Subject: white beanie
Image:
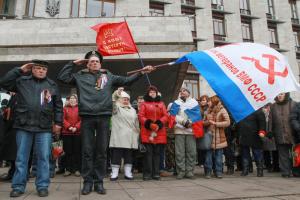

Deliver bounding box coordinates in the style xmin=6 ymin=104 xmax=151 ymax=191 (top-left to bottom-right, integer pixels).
xmin=120 ymin=91 xmax=130 ymax=99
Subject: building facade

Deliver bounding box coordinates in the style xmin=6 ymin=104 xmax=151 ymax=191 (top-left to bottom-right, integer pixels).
xmin=0 ymin=0 xmax=300 ymax=101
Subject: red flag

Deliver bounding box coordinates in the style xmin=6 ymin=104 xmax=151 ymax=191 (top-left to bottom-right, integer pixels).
xmin=91 ymin=21 xmax=138 ymax=56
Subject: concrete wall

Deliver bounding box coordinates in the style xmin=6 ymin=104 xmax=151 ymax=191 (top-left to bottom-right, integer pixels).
xmin=0 ymin=16 xmax=194 ymax=61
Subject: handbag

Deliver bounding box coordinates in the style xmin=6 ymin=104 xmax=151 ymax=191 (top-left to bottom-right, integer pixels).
xmin=197 ymin=131 xmax=212 ymax=150
xmin=292 ymin=144 xmax=300 ymax=167
xmin=52 ymin=140 xmax=64 ymax=159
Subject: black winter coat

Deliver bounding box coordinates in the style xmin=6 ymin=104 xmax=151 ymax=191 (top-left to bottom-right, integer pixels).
xmin=57 ymin=61 xmax=142 ymax=116
xmin=0 ymin=67 xmax=63 ymax=132
xmin=290 ymin=102 xmax=300 ymax=143
xmin=236 ymin=109 xmax=266 ymax=149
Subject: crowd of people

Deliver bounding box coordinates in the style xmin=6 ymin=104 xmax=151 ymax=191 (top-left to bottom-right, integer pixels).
xmin=0 ymin=50 xmax=300 ymax=198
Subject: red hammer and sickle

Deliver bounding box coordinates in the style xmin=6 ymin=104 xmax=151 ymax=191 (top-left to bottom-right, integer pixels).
xmin=241 ymin=54 xmax=288 ymax=85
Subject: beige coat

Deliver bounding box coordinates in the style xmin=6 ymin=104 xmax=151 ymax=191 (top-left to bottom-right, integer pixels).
xmin=204 ymin=103 xmax=230 ymax=149
xmin=109 ymin=92 xmax=140 ymax=149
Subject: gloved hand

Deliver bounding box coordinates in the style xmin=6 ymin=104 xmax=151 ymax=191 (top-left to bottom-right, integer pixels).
xmin=150 ymin=123 xmax=159 ymax=131
xmin=266 ymin=132 xmax=273 ymax=139
xmin=144 ymin=119 xmax=153 ymax=130
xmin=184 ymin=120 xmax=192 ymax=128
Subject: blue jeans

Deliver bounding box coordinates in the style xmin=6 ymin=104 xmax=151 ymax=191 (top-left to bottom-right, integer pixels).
xmin=12 ymin=130 xmax=52 ymax=192
xmin=31 ymin=139 xmax=56 ymax=177
xmin=204 ymin=149 xmax=223 ymax=175
xmin=242 ymin=146 xmax=263 ymax=169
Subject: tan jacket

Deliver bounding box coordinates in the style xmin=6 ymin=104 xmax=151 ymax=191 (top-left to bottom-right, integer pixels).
xmin=204 ymin=103 xmax=230 ymax=149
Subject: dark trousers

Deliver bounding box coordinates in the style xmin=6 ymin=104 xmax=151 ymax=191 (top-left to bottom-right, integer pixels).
xmin=63 ymin=135 xmax=81 ymax=172
xmin=143 ymin=144 xmax=162 ymax=178
xmin=197 ymin=150 xmax=206 ymax=166
xmin=110 ymin=148 xmax=133 ymax=165
xmin=263 ymin=150 xmax=279 ymax=170
xmin=224 ymin=146 xmax=235 ymax=168
xmin=242 ymin=146 xmax=263 ymax=169
xmin=81 ymin=116 xmax=109 ymax=185
xmin=277 ymin=144 xmax=293 ymax=176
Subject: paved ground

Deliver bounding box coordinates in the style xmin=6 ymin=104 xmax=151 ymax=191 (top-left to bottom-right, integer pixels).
xmin=1 ymin=167 xmax=300 ymax=200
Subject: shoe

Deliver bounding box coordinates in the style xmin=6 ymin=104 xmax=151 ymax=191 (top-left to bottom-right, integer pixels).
xmin=38 ymin=189 xmax=48 ymax=197
xmin=226 ymin=166 xmax=234 ymax=175
xmin=152 ymin=175 xmax=161 ymax=180
xmin=215 ymin=174 xmax=223 ymax=179
xmin=160 ymin=171 xmax=171 ymax=177
xmin=56 ymin=168 xmax=65 ymax=174
xmin=10 ymin=190 xmax=24 ymax=198
xmin=64 ymin=171 xmax=71 ymax=177
xmin=81 ymin=184 xmax=92 ymax=195
xmin=257 ymin=168 xmax=264 ymax=177
xmin=281 ymin=174 xmax=291 ymax=178
xmin=143 ymin=176 xmax=151 ymax=181
xmin=185 ymin=172 xmax=195 ymax=179
xmin=50 ymin=173 xmax=55 ymax=178
xmin=241 ymin=168 xmax=249 ymax=176
xmin=249 ymin=165 xmax=253 ymax=173
xmin=110 ymin=165 xmax=120 ymax=181
xmin=0 ymin=173 xmax=13 ymax=182
xmin=74 ymin=171 xmax=80 ymax=177
xmin=124 ymin=164 xmax=134 ymax=180
xmin=176 ymin=172 xmax=185 ymax=180
xmin=205 ymin=173 xmax=211 ymax=179
xmin=94 ymin=183 xmax=106 ymax=195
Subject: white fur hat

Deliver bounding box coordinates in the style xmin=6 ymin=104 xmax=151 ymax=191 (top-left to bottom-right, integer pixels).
xmin=120 ymin=91 xmax=130 ymax=99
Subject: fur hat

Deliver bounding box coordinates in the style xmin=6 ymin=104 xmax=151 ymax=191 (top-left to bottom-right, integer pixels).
xmin=120 ymin=91 xmax=130 ymax=99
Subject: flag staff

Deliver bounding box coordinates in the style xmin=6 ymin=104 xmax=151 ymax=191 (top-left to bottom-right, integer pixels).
xmin=124 ymin=17 xmax=151 ymax=85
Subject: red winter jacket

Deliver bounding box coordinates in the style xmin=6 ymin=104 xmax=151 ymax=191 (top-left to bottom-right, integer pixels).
xmin=62 ymin=105 xmax=81 ymax=135
xmin=138 ymin=95 xmax=168 ymax=144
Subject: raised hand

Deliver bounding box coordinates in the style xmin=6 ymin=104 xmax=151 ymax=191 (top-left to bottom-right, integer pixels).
xmin=73 ymin=59 xmax=89 ymax=66
xmin=20 ymin=63 xmax=34 ymax=73
xmin=141 ymin=65 xmax=156 ymax=74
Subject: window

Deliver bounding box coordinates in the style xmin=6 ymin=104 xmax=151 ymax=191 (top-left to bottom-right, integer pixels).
xmin=0 ymin=0 xmax=16 ymax=15
xmin=211 ymin=0 xmax=223 ymax=6
xmin=240 ymin=0 xmax=250 ymax=15
xmin=213 ymin=18 xmax=226 ymax=36
xmin=181 ymin=5 xmax=196 ymax=37
xmin=290 ymin=0 xmax=298 ymax=20
xmin=294 ymin=32 xmax=300 ymax=50
xmin=241 ymin=21 xmax=253 ymax=42
xmin=86 ymin=0 xmax=115 ymax=17
xmin=71 ymin=0 xmax=80 ymax=17
xmin=267 ymin=0 xmax=275 ymax=16
xmin=268 ymin=25 xmax=279 ymax=47
xmin=149 ymin=2 xmax=164 ymax=16
xmin=25 ymin=0 xmax=35 ymax=17
xmin=181 ymin=0 xmax=195 ymax=5
xmin=183 ymin=80 xmax=200 ymax=99
xmin=211 ymin=0 xmax=223 ymax=10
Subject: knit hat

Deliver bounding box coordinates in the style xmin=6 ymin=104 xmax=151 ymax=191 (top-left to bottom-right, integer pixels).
xmin=180 ymin=87 xmax=190 ymax=94
xmin=120 ymin=91 xmax=130 ymax=99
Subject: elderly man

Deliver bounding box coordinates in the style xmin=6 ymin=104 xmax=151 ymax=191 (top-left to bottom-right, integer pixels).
xmin=0 ymin=60 xmax=63 ymax=198
xmin=57 ymin=51 xmax=154 ymax=195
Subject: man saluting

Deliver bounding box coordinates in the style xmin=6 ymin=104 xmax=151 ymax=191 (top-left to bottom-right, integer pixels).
xmin=0 ymin=60 xmax=63 ymax=198
xmin=57 ymin=51 xmax=154 ymax=195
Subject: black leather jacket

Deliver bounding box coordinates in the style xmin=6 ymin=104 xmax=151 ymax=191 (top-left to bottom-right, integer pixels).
xmin=0 ymin=67 xmax=63 ymax=132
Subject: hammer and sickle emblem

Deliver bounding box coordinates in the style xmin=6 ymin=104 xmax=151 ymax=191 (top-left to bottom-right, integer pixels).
xmin=241 ymin=54 xmax=288 ymax=85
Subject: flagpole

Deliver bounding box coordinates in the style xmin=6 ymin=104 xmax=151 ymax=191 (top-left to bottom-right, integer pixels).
xmin=124 ymin=17 xmax=151 ymax=86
